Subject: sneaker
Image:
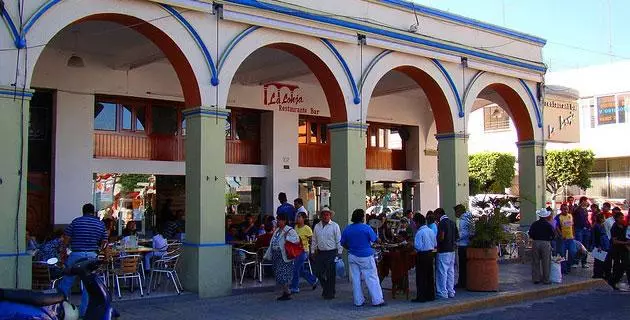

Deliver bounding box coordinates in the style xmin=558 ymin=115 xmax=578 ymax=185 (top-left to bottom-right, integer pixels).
xmin=448 ymin=293 xmax=455 ymax=298
xmin=354 ymin=302 xmax=365 ymax=307
xmin=372 ymin=302 xmax=387 ymax=307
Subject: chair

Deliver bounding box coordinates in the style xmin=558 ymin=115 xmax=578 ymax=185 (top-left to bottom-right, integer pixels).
xmin=148 ymin=254 xmax=183 ymax=294
xmin=256 ymin=247 xmax=273 ymax=282
xmin=111 ymin=255 xmax=144 ymax=298
xmin=32 ymin=261 xmax=61 ymax=290
xmin=234 ymin=248 xmax=258 ymax=285
xmin=166 ymin=242 xmax=182 ymax=255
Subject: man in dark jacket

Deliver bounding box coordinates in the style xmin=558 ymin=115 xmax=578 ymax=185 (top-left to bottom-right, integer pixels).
xmin=572 ymin=197 xmax=591 ymax=268
xmin=528 ymin=208 xmax=555 ymax=284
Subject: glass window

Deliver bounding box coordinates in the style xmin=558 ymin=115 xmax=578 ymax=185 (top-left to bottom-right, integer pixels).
xmin=369 ymin=128 xmax=377 ymax=147
xmin=597 ymin=95 xmax=616 ymax=125
xmin=135 ymin=105 xmax=146 ymax=132
xmin=298 ymin=119 xmax=307 ymax=144
xmin=388 ymin=129 xmax=403 ymax=150
xmin=483 ymin=106 xmax=510 ymax=131
xmin=234 ymin=112 xmax=260 ymax=141
xmin=121 ymin=105 xmax=133 ymax=130
xmin=181 ymin=117 xmax=186 ymax=136
xmin=320 ymin=124 xmax=328 ymax=144
xmin=310 ymin=122 xmax=318 ymax=143
xmin=378 ymin=128 xmax=385 ymax=148
xmin=152 ymin=105 xmax=178 ymax=135
xmin=94 ymin=102 xmax=117 ymax=131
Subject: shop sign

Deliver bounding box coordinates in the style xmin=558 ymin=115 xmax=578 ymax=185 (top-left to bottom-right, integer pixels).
xmin=263 ymin=82 xmax=321 ymax=115
xmin=544 ymin=95 xmax=580 ymax=143
xmin=597 ymin=95 xmax=616 ymax=125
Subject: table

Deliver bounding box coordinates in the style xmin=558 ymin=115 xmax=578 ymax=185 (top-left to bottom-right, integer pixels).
xmin=111 ymin=246 xmax=155 ymax=255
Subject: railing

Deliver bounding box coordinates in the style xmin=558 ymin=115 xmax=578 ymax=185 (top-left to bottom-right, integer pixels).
xmin=299 ymin=144 xmax=330 ymax=168
xmin=94 ymin=132 xmax=259 ymax=164
xmin=366 ymin=148 xmax=406 ymax=170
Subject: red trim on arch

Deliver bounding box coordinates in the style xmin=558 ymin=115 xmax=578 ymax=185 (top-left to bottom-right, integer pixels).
xmin=394 ymin=66 xmax=454 ymax=133
xmin=74 ymin=14 xmax=201 ymax=107
xmin=486 ymin=83 xmax=534 ymax=141
xmin=268 ymin=43 xmax=347 ymax=122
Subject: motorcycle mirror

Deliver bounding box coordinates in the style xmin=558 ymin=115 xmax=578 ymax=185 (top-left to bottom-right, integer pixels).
xmin=46 ymin=257 xmax=59 ymax=265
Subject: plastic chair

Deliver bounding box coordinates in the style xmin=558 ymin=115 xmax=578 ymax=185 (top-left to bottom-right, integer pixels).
xmin=148 ymin=254 xmax=183 ymax=294
xmin=111 ymin=255 xmax=144 ymax=298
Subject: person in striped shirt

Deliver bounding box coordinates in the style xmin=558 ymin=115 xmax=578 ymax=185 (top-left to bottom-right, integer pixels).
xmin=59 ymin=203 xmax=108 ymax=317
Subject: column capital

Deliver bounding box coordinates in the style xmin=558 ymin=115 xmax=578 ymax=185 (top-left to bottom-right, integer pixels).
xmin=516 ymin=140 xmax=546 ymax=147
xmin=182 ymin=106 xmax=230 ymax=119
xmin=435 ymin=132 xmax=469 ymax=140
xmin=328 ymin=121 xmax=368 ymax=132
xmin=0 ymin=86 xmax=33 ymax=101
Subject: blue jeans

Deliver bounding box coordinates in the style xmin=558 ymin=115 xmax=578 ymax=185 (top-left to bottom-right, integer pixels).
xmin=290 ymin=251 xmax=317 ymax=292
xmin=574 ymin=228 xmax=590 ymax=266
xmin=59 ymin=251 xmax=98 ymax=317
xmin=559 ymin=239 xmax=577 ymax=274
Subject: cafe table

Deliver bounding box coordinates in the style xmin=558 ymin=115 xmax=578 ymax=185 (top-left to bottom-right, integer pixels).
xmin=111 ymin=246 xmax=155 ymax=255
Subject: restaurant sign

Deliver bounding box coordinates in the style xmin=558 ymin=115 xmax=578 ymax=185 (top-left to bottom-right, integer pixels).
xmin=544 ymin=95 xmax=580 ymax=143
xmin=263 ymin=83 xmax=321 ymax=115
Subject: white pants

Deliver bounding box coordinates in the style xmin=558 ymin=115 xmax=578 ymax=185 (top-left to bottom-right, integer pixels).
xmin=348 ymin=254 xmax=384 ymax=306
xmin=436 ymin=252 xmax=456 ymax=298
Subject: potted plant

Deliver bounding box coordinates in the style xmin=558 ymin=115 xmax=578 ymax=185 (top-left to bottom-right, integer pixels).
xmin=465 ymin=198 xmax=510 ymax=291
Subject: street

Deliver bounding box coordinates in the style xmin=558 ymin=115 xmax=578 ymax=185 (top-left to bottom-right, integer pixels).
xmin=437 ymin=289 xmax=630 ymax=320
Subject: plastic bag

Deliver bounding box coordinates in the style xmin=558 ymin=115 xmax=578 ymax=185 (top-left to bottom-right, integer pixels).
xmin=550 ymin=261 xmax=562 ymax=284
xmin=335 ymin=257 xmax=346 ymax=279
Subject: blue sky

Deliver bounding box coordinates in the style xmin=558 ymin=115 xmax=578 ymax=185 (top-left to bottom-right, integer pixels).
xmin=412 ymin=0 xmax=630 ymax=71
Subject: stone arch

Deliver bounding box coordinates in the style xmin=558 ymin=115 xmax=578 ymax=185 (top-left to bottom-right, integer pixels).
xmin=25 ymin=0 xmax=205 ymax=106
xmin=360 ymin=53 xmax=457 ymax=133
xmin=463 ymin=72 xmax=540 ymax=141
xmin=218 ymin=29 xmax=353 ymax=122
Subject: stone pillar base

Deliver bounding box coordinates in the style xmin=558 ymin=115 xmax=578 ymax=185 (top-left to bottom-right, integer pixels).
xmin=180 ymin=245 xmax=232 ymax=297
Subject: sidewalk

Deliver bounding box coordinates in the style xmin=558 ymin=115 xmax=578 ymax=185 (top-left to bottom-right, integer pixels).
xmin=112 ymin=262 xmax=607 ymax=320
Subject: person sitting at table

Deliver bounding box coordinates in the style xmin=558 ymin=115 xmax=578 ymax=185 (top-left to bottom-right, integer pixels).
xmin=122 ymin=221 xmax=137 ymax=237
xmin=255 ymin=223 xmax=274 ymax=250
xmin=144 ymin=226 xmax=168 ymax=273
xmin=102 ymin=218 xmax=118 ymax=242
xmin=35 ymin=229 xmax=65 ymax=278
xmin=226 ymin=225 xmax=240 ymax=244
xmin=240 ymin=214 xmax=259 ymax=240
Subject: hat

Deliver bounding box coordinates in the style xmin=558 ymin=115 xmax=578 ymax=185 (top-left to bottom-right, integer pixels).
xmin=536 ymin=208 xmax=551 ymax=218
xmin=320 ymin=206 xmax=335 ymax=217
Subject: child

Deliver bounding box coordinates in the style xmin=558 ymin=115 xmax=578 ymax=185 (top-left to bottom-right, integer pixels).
xmin=591 ymin=213 xmax=610 ymax=279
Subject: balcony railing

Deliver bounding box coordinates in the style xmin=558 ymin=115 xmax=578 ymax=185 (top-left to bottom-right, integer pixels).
xmin=298 ymin=143 xmax=406 ymax=170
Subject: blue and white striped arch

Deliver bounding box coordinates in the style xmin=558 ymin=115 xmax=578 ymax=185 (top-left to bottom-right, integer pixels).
xmin=431 ymin=59 xmax=464 ymax=118
xmin=320 ymin=38 xmax=361 ymax=105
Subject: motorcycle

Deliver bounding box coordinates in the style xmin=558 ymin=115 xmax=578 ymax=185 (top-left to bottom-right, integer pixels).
xmin=0 ymin=258 xmax=118 ymax=320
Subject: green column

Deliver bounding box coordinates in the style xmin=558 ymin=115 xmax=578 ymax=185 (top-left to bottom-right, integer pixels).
xmin=329 ymin=122 xmax=368 ymax=230
xmin=0 ymin=87 xmax=31 ymax=289
xmin=517 ymin=140 xmax=546 ymax=226
xmin=181 ymin=107 xmax=231 ymax=297
xmin=436 ymin=133 xmax=469 ymax=219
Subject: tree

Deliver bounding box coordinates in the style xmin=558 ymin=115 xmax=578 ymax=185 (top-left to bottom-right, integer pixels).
xmin=469 ymin=152 xmax=516 ymax=195
xmin=118 ymin=174 xmax=151 ymax=195
xmin=545 ymin=149 xmax=595 ymax=201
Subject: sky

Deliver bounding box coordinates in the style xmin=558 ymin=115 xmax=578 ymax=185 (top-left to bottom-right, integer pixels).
xmin=412 ymin=0 xmax=630 ymax=72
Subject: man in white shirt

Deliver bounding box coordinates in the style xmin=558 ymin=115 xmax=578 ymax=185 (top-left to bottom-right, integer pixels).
xmin=294 ymin=198 xmax=308 ymax=219
xmin=413 ymin=213 xmax=437 ymax=302
xmin=311 ymin=207 xmax=342 ymax=300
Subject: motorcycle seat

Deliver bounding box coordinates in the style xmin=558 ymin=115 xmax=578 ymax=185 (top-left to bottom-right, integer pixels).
xmin=0 ymin=288 xmax=66 ymax=306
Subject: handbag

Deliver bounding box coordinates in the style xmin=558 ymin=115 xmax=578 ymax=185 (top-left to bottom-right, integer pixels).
xmin=284 ymin=228 xmax=304 ymax=260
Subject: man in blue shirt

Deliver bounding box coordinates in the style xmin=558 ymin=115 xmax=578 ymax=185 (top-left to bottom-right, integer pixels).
xmin=341 ymin=209 xmax=385 ymax=307
xmin=454 ymin=204 xmax=473 ymax=289
xmin=572 ymin=196 xmax=591 ymax=268
xmin=413 ymin=213 xmax=437 ymax=302
xmin=59 ymin=203 xmax=108 ymax=317
xmin=276 ymin=192 xmax=295 ymax=226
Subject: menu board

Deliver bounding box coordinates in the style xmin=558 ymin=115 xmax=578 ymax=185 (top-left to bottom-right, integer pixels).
xmin=616 ymin=94 xmax=629 ymax=124
xmin=597 ymin=95 xmax=616 ymax=125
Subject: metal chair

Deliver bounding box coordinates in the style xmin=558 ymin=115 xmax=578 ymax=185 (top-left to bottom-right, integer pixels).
xmin=32 ymin=261 xmax=61 ymax=290
xmin=234 ymin=248 xmax=258 ymax=285
xmin=256 ymin=247 xmax=273 ymax=282
xmin=111 ymin=255 xmax=144 ymax=298
xmin=148 ymin=253 xmax=183 ymax=294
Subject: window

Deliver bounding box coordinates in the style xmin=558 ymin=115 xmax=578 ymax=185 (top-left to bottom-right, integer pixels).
xmin=151 ymin=105 xmax=178 ymax=135
xmin=483 ymin=106 xmax=510 ymax=131
xmin=225 ymin=108 xmax=261 ymax=141
xmin=94 ymin=102 xmax=117 ymax=131
xmin=597 ymin=95 xmax=616 ymax=125
xmin=298 ymin=116 xmax=329 ymax=145
xmin=367 ymin=123 xmax=405 ymax=150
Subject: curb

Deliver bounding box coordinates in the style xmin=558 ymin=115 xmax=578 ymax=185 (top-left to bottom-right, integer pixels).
xmin=371 ymin=279 xmax=607 ymax=320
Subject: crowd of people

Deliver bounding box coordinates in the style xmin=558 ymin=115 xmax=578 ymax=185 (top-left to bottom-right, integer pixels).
xmin=529 ymin=196 xmax=630 ymax=290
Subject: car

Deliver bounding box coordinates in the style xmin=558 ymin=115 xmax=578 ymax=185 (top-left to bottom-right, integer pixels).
xmin=469 ymin=194 xmax=520 ymax=222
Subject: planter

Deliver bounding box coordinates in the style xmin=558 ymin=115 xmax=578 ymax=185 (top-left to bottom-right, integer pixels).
xmin=466 ymin=247 xmax=499 ymax=292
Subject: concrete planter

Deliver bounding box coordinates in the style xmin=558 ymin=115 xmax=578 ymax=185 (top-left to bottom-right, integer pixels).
xmin=466 ymin=247 xmax=499 ymax=291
